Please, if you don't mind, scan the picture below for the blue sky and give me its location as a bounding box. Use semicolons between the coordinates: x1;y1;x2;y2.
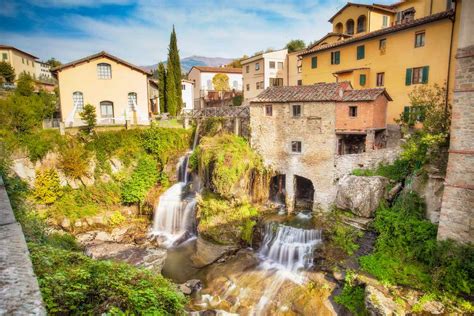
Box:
0;0;392;65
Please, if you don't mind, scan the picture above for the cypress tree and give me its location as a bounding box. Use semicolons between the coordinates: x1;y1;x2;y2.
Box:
157;62;167;113
166;55;177;116
167;26;182;115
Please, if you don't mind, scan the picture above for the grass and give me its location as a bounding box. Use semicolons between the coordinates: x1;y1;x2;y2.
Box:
153;118;183;129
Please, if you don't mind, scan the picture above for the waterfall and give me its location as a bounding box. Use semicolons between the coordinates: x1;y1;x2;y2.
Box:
258;223;322;272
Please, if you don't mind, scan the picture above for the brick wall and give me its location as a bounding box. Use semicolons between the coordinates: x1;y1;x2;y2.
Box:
336;94;388;131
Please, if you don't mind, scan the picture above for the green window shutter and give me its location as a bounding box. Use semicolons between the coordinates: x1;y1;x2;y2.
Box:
335;51;340;64
359;74;366;86
311;56;317;68
357;45;365;60
422;66;429;83
403;106;410;121
405;68;412;85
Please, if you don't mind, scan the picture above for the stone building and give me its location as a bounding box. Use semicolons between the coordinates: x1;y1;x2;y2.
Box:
437;0;474;244
249;83;391;211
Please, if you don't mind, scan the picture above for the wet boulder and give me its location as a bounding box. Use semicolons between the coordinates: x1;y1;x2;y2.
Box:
364;285;397;316
336;175;389;218
179;279;202;295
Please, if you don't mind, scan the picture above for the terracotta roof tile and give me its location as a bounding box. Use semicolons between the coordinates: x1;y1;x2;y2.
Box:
342;88;392;101
301;10;454;56
191;66;242;74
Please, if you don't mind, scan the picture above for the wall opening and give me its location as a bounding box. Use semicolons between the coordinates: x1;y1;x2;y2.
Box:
269;174;286;204
294;175;314;209
337;134;366;155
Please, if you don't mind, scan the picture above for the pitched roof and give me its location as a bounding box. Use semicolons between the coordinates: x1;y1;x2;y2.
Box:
307;32;353;50
251;83;391;103
51;51;152;76
301;10;454;56
328;2;395;23
0;45;38;59
333;67;370;74
190;66;242;74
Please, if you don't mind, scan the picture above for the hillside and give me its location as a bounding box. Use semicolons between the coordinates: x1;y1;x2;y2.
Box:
142;55;235;73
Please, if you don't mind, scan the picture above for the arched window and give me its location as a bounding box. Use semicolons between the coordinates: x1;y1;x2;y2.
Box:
72;91;84;111
346;19;355;35
357;15;367;33
335;22;343;33
128;92;137;111
97;63;112;79
100;101;114;118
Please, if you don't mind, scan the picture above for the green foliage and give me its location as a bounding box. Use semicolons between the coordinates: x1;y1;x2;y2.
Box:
30;244;186;315
121;155;160;204
59;141;91;179
20;129;64;162
201;117;226;137
157;62;167;113
232;95;243;107
197;191;260;245
193;134;265;198
0;61;15;82
285;39;306;53
16;72;35;96
212;73;230;91
400;132;447;172
108;211;126;226
33;168;63;204
79;104;97;135
141;127;191;165
330;222;363;256
166;26;182;116
334;272;367;315
46;58;62;68
352;159;411;182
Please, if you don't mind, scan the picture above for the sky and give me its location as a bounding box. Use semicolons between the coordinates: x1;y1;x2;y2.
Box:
0;0;393;66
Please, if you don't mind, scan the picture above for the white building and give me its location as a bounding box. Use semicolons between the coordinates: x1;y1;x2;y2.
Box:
187;66;243;109
181;79;194;113
35;61;53;80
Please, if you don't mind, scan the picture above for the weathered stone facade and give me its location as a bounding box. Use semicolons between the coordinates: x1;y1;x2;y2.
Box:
0;178;46;315
438;0;474;244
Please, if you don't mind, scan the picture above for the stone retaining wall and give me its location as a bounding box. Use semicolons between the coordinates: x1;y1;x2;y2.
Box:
0;177;46;315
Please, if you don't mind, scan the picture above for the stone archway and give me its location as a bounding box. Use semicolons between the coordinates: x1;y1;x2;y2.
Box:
269;174;286;204
294;175;315;210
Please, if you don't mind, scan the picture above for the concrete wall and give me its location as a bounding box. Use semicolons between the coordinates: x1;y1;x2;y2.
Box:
250;101;338;210
437;0;474;243
0;177;46;315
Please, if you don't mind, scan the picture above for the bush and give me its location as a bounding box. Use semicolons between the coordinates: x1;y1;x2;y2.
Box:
33;168;63;204
121;155;160;204
20;129;65;162
79;104;97;135
334;272;367;315
330;222;363;256
141;127;191;165
30;244;186;315
59;140;91;179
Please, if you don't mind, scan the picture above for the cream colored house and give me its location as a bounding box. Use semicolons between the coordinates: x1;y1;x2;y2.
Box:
0;45;38;80
53;51;153;127
181;79;194;113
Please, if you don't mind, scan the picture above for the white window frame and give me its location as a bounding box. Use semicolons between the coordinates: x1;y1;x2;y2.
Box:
73;91;84;112
97;63;112;79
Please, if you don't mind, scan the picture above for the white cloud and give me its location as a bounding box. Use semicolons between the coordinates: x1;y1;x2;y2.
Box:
27;0;134;8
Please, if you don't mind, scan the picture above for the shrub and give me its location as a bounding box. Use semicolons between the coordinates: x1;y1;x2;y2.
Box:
59;140;90;179
33;168;63;204
141;127;191;165
334;272;367;315
240;219;256;245
20;129;64;162
109;211;126;226
330;222;363;256
121;155;160;204
79;104;97;135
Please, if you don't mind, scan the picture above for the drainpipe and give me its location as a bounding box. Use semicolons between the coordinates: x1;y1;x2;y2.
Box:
445;3;456;114
332;73;339;83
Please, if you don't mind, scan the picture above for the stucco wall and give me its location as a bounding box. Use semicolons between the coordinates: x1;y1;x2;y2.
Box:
181;80;194;111
336;95;387;131
0;48;37;79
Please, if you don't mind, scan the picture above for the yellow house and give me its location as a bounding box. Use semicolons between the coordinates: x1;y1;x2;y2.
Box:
0;44;38;80
53;51;155;127
299;0;460;123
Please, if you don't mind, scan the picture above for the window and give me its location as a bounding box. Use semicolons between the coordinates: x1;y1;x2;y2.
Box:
246;65;249;73
382;15;388;28
265;105;273;116
311;56;318;69
182;84;186;90
2;53;7;61
255;63;260;71
277;62;283;70
415;32;425;48
22;58;25;64
357;45;365;60
269;78;283;87
269;61;276;69
349;106;358;117
97;63;112;79
246;84;250;91
292;104;301;117
100;101;114;118
406;66;429;85
357;15;366;33
379;39;387;51
183;102;187;108
331;51;340;65
359;74;366;86
291;141;302;153
297;80;302;86
376;72;385;86
346;19;355;35
72;92;84;111
128;92;137;111
26;60;29;65
335;22;343;33
256;81;264;89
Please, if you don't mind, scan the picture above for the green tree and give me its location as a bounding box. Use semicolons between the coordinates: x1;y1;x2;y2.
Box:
212;73;230;91
16;73;35;96
79;104;97;135
166;59;177;116
167;26;182;115
0;61;15;83
226;55;248;68
157;62;167;113
46;58;62;68
286;39;306;53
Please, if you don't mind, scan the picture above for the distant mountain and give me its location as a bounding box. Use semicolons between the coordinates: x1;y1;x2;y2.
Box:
142;55;236;73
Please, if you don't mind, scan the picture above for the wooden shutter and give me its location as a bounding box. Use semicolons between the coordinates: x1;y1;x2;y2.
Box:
357;45;365;60
405;68;412;85
360;74;366;86
403;106;410;121
311;56;317;68
335;51;340;64
422;66;429;83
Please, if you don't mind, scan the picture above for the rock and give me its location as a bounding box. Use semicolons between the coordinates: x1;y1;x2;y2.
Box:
191;236;239;268
178;283;193;295
387;183;403;201
94;231;113;242
410;173;444;224
421;300;444;314
179;279;202;295
336;175;389;218
364;285;397;316
110;158;123;173
111;227;129;242
76;232;97;243
333;270;345;282
11;158;36;185
60;217;71;230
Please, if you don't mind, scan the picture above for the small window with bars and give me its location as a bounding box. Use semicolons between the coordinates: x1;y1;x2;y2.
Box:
291;141;302;153
265;105;273;116
97;63;112;79
292;104;301;117
128;92;137;111
349;106;358;117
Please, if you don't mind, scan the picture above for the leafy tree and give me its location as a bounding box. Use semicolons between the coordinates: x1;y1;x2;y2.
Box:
157;62;167;113
0;61;15;83
226;55;248;68
16;72;35;96
33;169;63;204
212;73;230;91
286;39;306;53
166;26;182;115
79;104;97;135
232;95;243;106
46;58;62;68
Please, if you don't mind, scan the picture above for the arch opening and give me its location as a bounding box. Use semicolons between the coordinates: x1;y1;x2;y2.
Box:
294;175;314;210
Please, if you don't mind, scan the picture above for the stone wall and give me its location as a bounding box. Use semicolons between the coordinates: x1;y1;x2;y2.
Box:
0;177;46;315
334;147;402;180
437;0;474;244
